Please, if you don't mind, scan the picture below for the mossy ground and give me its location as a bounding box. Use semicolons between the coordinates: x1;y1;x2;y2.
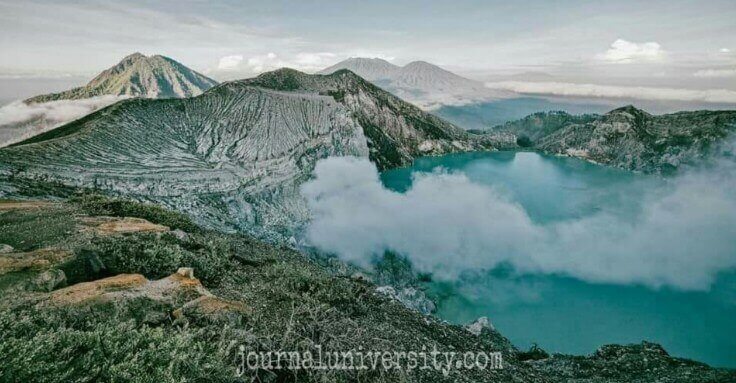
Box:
0;196;527;383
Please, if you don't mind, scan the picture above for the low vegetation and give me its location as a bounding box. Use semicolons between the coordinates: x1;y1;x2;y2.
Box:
0;195;733;382
0;196;529;382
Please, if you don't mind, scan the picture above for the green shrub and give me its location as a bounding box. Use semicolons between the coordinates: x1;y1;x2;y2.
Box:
518;343;550;361
374;251;415;286
71;194;200;232
0;307;234;383
80;232;230;285
516;135;534;147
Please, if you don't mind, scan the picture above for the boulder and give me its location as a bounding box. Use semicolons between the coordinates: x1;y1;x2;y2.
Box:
465;316;495;336
49;268;210;306
28;269;67;292
78;216;169;235
376;285;436;315
172;296;250;323
170;229;189;240
0;248;73;275
177;267;194;279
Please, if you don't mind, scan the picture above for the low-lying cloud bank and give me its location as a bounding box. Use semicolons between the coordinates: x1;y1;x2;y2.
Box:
0;95;125;147
301;156;736;291
484;81;736;104
693;68;736;78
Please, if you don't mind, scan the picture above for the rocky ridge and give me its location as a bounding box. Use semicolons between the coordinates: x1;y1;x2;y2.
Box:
0;68;496;241
490;106;736;172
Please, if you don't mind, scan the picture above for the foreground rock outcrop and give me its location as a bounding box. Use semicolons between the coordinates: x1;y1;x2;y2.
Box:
0;248;73;275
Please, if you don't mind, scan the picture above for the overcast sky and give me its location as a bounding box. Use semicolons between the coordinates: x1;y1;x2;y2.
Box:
1;0;735;90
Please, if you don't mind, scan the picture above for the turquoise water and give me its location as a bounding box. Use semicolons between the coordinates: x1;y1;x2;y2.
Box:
380;151;736;368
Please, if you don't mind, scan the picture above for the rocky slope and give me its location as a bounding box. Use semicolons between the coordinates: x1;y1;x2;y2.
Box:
490;106;736;172
1;197;732;382
25;53;217;102
0;68;495;240
319;58;510;109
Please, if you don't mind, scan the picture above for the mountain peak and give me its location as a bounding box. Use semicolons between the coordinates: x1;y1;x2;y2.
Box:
242;67;374;94
319;57;471;84
318;57;399;80
317;57;504;109
607;105;651;118
122;52;146;60
403;60;437;68
25;53;218;103
345;57;392;64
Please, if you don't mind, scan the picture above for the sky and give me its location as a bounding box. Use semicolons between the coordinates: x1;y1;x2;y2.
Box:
0;0;735;97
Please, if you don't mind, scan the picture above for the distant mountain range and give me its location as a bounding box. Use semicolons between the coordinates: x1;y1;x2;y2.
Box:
25;53;217;103
318;58;511;109
0;68;499;241
0;53;218;148
490;105;736;172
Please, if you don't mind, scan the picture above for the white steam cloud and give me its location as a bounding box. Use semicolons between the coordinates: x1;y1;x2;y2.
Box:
484;81;736;104
301;156;736;291
0;95;125;147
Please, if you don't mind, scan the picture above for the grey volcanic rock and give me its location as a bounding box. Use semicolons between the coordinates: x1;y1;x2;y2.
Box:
491;106;736;172
531;341;736;382
28;269;67;292
0;68;493;240
375;285;436;315
25;53;217;103
465;316;495;336
242;68;495;169
319;58;510;109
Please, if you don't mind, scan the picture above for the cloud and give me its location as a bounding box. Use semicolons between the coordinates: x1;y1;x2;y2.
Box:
484;81;736;104
217;55;244;70
212;52;340;76
245;52;281;73
0;72;78;80
720;48;731;53
0;96;125;147
597;39;664;63
301;156;736;291
293;52;337;67
693;68;736;78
